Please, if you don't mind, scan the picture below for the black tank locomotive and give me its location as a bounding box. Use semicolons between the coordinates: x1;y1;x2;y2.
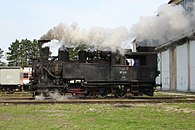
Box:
31;40;159;98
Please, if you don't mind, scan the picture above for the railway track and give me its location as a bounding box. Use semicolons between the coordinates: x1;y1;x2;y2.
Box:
0;96;195;105
0;95;194;100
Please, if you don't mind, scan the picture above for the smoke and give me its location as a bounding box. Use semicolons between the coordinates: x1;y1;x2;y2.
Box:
35;91;73;100
48;91;65;100
40;22;130;52
41;4;195;49
130;4;195;44
42;39;61;56
35;93;45;100
88;26;130;51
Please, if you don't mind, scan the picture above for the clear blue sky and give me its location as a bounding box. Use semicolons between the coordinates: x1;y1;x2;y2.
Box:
0;0;168;52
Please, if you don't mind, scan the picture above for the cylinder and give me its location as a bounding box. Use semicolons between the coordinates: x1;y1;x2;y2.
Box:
58;49;69;61
79;51;86;62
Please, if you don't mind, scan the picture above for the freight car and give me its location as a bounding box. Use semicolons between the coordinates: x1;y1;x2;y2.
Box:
30;40;159;98
0;67;23;93
0;67;32;93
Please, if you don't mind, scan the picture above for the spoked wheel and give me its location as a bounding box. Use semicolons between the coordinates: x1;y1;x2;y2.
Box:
95;89;108;98
114;89;126;98
6;88;15;94
84;89;93;97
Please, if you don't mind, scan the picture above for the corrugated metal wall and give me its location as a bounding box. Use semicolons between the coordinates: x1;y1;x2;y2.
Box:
176;43;188;92
162;50;170;91
158;39;195;93
190;41;195;92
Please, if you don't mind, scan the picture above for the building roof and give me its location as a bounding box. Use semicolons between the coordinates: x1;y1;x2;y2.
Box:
168;0;182;4
155;31;195;52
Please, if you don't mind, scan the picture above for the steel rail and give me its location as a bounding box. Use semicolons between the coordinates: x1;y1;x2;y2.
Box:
0;98;195;105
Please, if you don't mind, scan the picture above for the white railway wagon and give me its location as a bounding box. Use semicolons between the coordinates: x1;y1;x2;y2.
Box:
0;67;23;93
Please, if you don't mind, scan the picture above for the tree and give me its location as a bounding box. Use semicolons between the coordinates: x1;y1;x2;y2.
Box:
69;44;89;59
0;48;6;66
6;39;39;67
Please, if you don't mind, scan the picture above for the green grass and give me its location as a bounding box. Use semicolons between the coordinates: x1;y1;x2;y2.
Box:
0;103;194;130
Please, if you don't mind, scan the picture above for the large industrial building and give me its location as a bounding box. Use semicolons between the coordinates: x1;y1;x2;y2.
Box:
156;0;195;93
156;32;195;93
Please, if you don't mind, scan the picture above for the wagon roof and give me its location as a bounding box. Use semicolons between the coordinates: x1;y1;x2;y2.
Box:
0;66;21;69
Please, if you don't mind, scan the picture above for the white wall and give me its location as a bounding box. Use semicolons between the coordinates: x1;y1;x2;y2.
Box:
162;50;170;91
190;40;195;92
156;53;161;87
159;38;195;93
176;44;188;92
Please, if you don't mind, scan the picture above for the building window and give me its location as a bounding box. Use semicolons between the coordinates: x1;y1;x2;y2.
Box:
23;73;28;78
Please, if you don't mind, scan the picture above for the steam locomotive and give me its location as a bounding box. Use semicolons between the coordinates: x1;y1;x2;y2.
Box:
30;40;159;98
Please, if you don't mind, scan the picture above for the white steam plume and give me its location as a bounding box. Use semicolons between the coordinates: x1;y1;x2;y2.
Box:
131;4;195;44
42;39;62;56
35;93;45;100
40;22;130;52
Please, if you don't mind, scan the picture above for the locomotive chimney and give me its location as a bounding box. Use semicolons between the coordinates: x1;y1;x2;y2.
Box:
38;40;50;61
